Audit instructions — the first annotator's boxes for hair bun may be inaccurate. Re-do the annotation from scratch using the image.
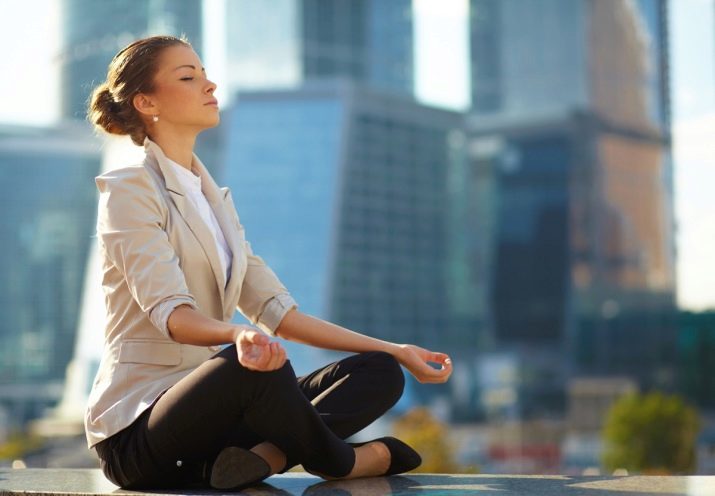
[87,35,191,146]
[88,83,126,136]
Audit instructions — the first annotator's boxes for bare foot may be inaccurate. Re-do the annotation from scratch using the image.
[250,441,287,475]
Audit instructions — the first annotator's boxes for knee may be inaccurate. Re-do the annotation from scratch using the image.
[366,351,405,401]
[254,358,297,385]
[220,346,297,384]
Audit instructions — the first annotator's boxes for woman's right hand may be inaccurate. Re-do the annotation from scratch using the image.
[235,327,287,371]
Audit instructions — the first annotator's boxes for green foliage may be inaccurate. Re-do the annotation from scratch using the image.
[0,431,44,460]
[393,407,479,474]
[601,392,700,474]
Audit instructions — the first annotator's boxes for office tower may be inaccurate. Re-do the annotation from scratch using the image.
[226,0,414,97]
[678,311,715,411]
[60,0,203,120]
[0,123,101,429]
[219,81,462,379]
[470,0,670,133]
[467,0,676,416]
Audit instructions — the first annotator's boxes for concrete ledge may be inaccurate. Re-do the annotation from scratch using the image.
[0,469,714,495]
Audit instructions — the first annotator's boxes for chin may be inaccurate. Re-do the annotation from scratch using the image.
[200,116,221,130]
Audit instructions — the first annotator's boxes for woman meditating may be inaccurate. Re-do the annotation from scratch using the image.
[84,34,453,491]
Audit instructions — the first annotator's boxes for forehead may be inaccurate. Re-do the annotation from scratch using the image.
[155,45,203,74]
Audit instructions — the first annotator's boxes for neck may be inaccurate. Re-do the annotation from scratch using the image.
[148,127,198,171]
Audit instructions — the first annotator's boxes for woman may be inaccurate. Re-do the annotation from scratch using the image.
[85,34,453,491]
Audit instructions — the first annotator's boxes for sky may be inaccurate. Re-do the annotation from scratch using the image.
[667,0,715,310]
[0,0,713,310]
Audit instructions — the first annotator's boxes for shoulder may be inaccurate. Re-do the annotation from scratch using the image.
[95,165,154,193]
[95,165,166,219]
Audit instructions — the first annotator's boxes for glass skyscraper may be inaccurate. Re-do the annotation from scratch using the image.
[220,81,462,385]
[226,0,414,97]
[470,0,670,134]
[220,0,455,400]
[60,0,203,120]
[466,0,676,417]
[0,123,101,428]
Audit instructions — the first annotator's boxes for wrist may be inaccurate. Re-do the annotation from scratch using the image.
[230,325,243,343]
[386,342,406,361]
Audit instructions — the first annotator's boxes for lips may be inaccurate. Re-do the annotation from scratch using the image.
[205,99,219,106]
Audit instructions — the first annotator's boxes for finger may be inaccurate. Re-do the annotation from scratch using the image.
[430,352,450,364]
[245,342,272,370]
[272,343,286,369]
[430,366,452,383]
[265,342,279,370]
[423,360,452,381]
[275,344,286,368]
[424,354,451,369]
[434,353,451,363]
[410,362,441,383]
[241,348,263,370]
[263,343,279,370]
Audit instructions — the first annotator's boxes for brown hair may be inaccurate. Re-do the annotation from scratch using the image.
[87,35,191,146]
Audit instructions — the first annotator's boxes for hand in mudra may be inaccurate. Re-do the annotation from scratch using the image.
[235,328,287,371]
[396,344,452,384]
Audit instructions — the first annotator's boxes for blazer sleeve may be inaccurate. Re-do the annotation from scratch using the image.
[236,237,298,338]
[95,168,199,340]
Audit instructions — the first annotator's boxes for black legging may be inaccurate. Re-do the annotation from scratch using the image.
[94,346,405,489]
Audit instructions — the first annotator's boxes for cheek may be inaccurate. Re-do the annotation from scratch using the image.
[157,85,194,114]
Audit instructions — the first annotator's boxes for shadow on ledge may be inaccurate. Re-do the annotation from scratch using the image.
[0,469,714,495]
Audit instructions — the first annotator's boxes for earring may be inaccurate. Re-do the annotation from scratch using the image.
[152,115,159,122]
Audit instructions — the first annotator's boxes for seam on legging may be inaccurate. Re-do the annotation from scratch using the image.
[310,373,351,407]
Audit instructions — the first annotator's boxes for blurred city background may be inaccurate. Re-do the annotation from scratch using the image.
[0,0,714,476]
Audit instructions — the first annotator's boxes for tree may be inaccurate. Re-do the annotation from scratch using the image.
[602,392,700,474]
[392,407,478,473]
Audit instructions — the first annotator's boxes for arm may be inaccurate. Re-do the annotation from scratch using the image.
[275,309,453,384]
[166,304,240,346]
[229,224,450,382]
[166,304,287,372]
[96,169,284,371]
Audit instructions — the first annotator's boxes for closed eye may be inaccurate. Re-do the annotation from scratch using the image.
[180,77,194,81]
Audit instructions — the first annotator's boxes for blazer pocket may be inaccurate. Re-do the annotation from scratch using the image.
[118,339,182,366]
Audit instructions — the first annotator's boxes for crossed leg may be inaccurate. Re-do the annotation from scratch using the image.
[224,350,406,474]
[96,347,405,489]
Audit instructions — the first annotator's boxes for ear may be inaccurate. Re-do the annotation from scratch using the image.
[132,93,158,118]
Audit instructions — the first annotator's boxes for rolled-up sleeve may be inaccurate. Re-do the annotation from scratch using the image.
[96,169,199,340]
[236,239,298,338]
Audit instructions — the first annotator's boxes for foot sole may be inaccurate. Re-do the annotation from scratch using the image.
[209,447,271,490]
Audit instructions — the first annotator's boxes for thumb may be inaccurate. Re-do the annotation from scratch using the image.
[242,329,269,345]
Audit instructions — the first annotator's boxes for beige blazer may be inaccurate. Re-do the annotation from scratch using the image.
[84,137,295,449]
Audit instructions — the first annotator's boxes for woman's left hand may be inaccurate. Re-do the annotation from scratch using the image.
[395,344,452,384]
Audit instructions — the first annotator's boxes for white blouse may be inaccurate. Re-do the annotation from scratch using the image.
[145,140,297,340]
[166,157,233,283]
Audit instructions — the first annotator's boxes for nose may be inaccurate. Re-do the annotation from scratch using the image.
[205,78,217,94]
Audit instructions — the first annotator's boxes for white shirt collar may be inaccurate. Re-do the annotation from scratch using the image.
[166,157,201,190]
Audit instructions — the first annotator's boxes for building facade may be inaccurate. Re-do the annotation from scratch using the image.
[0,123,101,429]
[466,0,676,418]
[226,0,414,97]
[60,0,203,120]
[219,81,463,386]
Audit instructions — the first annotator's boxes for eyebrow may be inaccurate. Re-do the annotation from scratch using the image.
[173,64,206,72]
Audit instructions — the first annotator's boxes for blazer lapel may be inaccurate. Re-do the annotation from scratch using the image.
[190,153,247,317]
[143,138,228,308]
